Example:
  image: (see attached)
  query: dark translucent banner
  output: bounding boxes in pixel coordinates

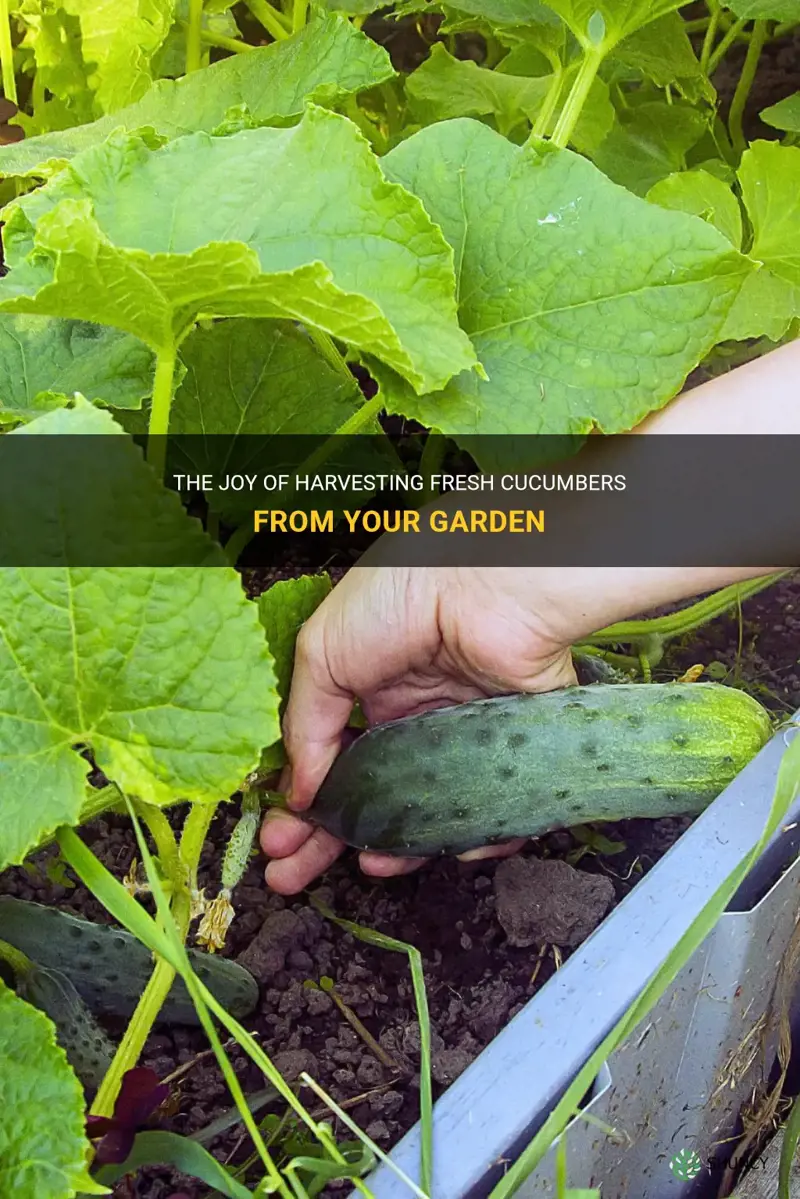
[0,432,796,567]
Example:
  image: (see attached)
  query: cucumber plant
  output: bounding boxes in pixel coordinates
[0,0,795,1195]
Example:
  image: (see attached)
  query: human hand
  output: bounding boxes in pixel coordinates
[260,566,581,894]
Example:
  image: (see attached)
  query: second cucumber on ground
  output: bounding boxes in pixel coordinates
[308,684,773,856]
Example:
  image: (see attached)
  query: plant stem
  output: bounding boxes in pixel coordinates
[699,1,720,74]
[729,19,768,154]
[774,18,799,38]
[707,16,748,73]
[197,26,252,52]
[0,0,17,106]
[90,804,215,1119]
[146,343,177,480]
[185,0,204,72]
[224,391,385,564]
[530,60,563,141]
[90,916,187,1118]
[291,0,307,34]
[550,46,604,150]
[578,572,787,647]
[306,327,353,379]
[242,0,291,40]
[136,800,180,884]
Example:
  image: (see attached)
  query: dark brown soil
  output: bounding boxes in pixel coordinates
[3,571,798,1198]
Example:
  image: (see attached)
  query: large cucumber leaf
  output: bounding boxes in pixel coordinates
[721,141,800,341]
[378,119,752,458]
[0,981,99,1199]
[0,16,394,180]
[0,401,279,869]
[0,314,154,424]
[0,107,476,395]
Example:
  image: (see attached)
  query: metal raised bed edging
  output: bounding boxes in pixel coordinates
[364,714,800,1198]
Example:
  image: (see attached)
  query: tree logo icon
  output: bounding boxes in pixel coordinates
[669,1148,703,1180]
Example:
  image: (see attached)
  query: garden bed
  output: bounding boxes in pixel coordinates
[4,570,798,1198]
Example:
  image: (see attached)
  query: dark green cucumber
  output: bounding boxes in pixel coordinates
[17,964,115,1091]
[309,683,772,856]
[0,897,258,1023]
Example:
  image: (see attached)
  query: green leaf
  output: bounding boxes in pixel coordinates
[380,119,751,456]
[14,1,96,135]
[406,42,552,130]
[727,0,800,17]
[169,319,361,439]
[610,12,711,102]
[0,16,394,180]
[406,44,612,150]
[63,0,175,112]
[0,401,279,868]
[541,0,685,51]
[721,140,800,341]
[761,91,800,132]
[647,169,742,247]
[256,573,332,772]
[0,109,475,394]
[591,99,709,195]
[0,315,154,424]
[259,574,333,711]
[0,981,99,1199]
[95,1130,254,1198]
[164,317,365,518]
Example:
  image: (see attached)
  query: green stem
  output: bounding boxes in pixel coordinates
[774,18,799,38]
[135,800,181,886]
[685,17,711,33]
[90,804,214,1119]
[242,0,290,40]
[578,572,787,647]
[306,327,353,379]
[699,2,720,74]
[0,937,32,979]
[291,0,307,34]
[90,915,187,1118]
[530,60,563,141]
[146,344,177,480]
[707,16,748,73]
[185,0,204,72]
[729,19,768,154]
[197,26,252,52]
[224,391,385,565]
[31,70,44,118]
[180,801,217,893]
[550,46,604,150]
[0,0,17,106]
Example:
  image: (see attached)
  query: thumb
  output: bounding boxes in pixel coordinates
[281,620,354,811]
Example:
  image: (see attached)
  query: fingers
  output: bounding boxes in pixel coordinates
[281,620,354,812]
[457,837,527,862]
[264,825,346,895]
[259,808,312,858]
[359,851,428,877]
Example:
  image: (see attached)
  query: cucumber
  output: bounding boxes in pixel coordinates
[17,963,115,1091]
[309,683,772,856]
[0,897,258,1023]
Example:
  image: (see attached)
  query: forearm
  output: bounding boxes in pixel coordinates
[636,339,800,435]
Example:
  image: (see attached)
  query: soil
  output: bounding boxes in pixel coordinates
[3,571,799,1198]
